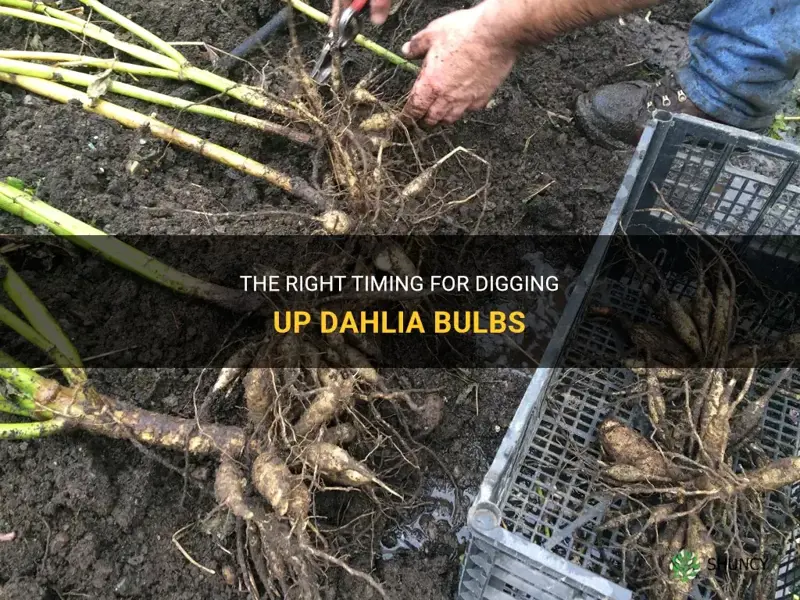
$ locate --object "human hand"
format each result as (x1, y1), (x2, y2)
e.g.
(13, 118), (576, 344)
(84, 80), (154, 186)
(368, 0), (391, 24)
(401, 5), (518, 126)
(343, 0), (390, 25)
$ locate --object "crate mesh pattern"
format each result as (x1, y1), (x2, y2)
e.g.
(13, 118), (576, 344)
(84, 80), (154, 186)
(459, 114), (800, 600)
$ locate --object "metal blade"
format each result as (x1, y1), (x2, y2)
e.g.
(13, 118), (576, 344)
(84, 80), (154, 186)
(310, 40), (334, 83)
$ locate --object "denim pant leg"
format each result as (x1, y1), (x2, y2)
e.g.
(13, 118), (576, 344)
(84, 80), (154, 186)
(677, 0), (800, 130)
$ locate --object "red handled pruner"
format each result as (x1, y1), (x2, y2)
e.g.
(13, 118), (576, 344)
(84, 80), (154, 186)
(310, 0), (369, 84)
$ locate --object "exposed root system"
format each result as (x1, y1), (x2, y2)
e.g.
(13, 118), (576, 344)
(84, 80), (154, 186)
(1, 243), (436, 598)
(592, 249), (799, 599)
(260, 11), (492, 232)
(209, 328), (425, 599)
(0, 0), (491, 233)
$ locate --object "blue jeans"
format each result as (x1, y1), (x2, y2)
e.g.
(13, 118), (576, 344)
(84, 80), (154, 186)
(678, 0), (800, 130)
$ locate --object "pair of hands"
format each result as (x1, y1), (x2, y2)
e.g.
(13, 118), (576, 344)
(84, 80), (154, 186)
(365, 1), (519, 126)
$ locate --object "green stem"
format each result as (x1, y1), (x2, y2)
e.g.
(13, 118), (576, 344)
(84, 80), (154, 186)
(0, 73), (323, 207)
(288, 0), (419, 73)
(0, 354), (54, 417)
(783, 116), (800, 122)
(0, 351), (27, 369)
(0, 305), (78, 369)
(0, 182), (266, 314)
(1, 258), (86, 386)
(0, 419), (66, 440)
(353, 34), (419, 71)
(0, 58), (312, 144)
(1, 255), (83, 368)
(0, 395), (33, 417)
(76, 0), (187, 66)
(0, 51), (180, 79)
(178, 65), (295, 118)
(0, 6), (180, 71)
(0, 5), (294, 118)
(0, 0), (95, 27)
(0, 360), (44, 399)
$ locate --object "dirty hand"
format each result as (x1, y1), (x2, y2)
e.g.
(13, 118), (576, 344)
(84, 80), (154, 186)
(401, 5), (518, 126)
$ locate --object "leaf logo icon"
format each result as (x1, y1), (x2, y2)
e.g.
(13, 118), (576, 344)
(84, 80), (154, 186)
(669, 550), (701, 583)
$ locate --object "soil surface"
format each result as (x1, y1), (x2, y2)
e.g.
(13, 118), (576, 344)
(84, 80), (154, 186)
(0, 0), (726, 599)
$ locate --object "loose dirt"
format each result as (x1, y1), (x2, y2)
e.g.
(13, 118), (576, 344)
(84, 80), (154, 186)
(1, 0), (709, 598)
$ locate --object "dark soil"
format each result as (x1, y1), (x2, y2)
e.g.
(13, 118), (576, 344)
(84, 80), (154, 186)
(1, 0), (707, 598)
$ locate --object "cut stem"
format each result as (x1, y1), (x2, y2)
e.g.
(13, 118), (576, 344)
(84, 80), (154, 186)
(0, 386), (39, 416)
(0, 4), (294, 118)
(0, 0), (95, 27)
(0, 51), (181, 79)
(0, 350), (49, 421)
(288, 0), (419, 73)
(77, 0), (188, 67)
(0, 360), (44, 399)
(0, 58), (313, 145)
(0, 6), (180, 71)
(0, 390), (34, 418)
(0, 182), (267, 314)
(0, 305), (79, 369)
(0, 73), (324, 207)
(178, 65), (296, 118)
(1, 255), (83, 369)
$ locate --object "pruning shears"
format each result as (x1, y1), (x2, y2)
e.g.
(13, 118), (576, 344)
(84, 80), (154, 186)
(310, 0), (369, 84)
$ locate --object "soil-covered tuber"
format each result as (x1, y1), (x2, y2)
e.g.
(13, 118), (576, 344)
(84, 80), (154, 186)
(743, 456), (800, 492)
(302, 442), (401, 498)
(216, 458), (255, 520)
(252, 452), (311, 522)
(599, 417), (683, 481)
(293, 376), (355, 438)
(244, 367), (278, 426)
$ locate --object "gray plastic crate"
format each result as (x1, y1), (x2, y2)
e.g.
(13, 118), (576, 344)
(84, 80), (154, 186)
(458, 112), (800, 600)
